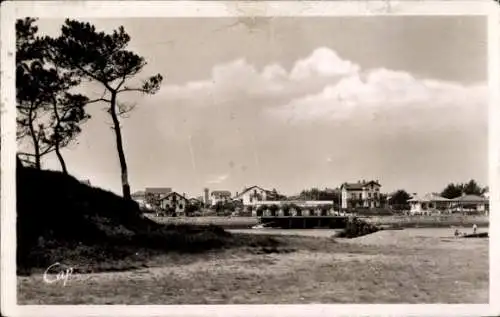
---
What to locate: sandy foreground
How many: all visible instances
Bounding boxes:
[18,228,488,304]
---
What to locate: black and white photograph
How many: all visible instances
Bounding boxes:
[1,1,499,316]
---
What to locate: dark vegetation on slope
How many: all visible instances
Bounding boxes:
[336,217,381,238]
[16,163,281,275]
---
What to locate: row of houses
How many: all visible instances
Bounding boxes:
[132,180,490,216]
[131,187,201,215]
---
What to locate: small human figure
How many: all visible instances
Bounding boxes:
[473,224,478,234]
[454,229,460,238]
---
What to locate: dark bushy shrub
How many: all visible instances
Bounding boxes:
[337,217,380,238]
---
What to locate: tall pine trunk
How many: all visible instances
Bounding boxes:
[109,92,131,200]
[52,102,68,174]
[54,140,67,174]
[28,105,41,170]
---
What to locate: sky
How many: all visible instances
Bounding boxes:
[33,16,488,197]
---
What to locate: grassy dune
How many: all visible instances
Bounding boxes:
[18,229,488,304]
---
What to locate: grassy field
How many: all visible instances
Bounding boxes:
[18,228,488,304]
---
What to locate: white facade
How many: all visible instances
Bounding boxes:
[341,181,381,209]
[235,186,270,206]
[210,191,232,206]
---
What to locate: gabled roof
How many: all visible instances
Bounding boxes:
[235,185,268,198]
[161,191,188,201]
[454,194,487,202]
[341,180,381,190]
[408,193,450,202]
[211,190,232,197]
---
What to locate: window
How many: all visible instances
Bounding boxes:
[179,204,183,209]
[359,193,362,199]
[368,193,372,198]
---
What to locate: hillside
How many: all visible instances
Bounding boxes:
[16,163,279,274]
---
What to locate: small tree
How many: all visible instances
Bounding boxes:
[388,190,411,210]
[463,179,485,196]
[441,183,463,199]
[53,20,163,200]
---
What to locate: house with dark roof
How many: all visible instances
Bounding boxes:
[160,192,189,216]
[143,187,172,210]
[210,190,232,206]
[340,180,382,209]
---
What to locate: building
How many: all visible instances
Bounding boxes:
[160,192,189,216]
[407,193,451,215]
[145,187,172,209]
[450,194,489,214]
[210,190,232,206]
[341,180,382,209]
[251,200,335,217]
[408,193,489,215]
[233,185,281,206]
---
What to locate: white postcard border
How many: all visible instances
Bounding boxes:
[1,1,499,316]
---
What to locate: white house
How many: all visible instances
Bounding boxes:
[407,193,451,215]
[160,192,189,215]
[341,180,382,209]
[450,194,489,214]
[234,185,281,206]
[210,190,232,206]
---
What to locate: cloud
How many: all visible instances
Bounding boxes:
[155,47,357,107]
[267,68,487,125]
[154,46,487,129]
[289,47,360,80]
[207,174,229,184]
